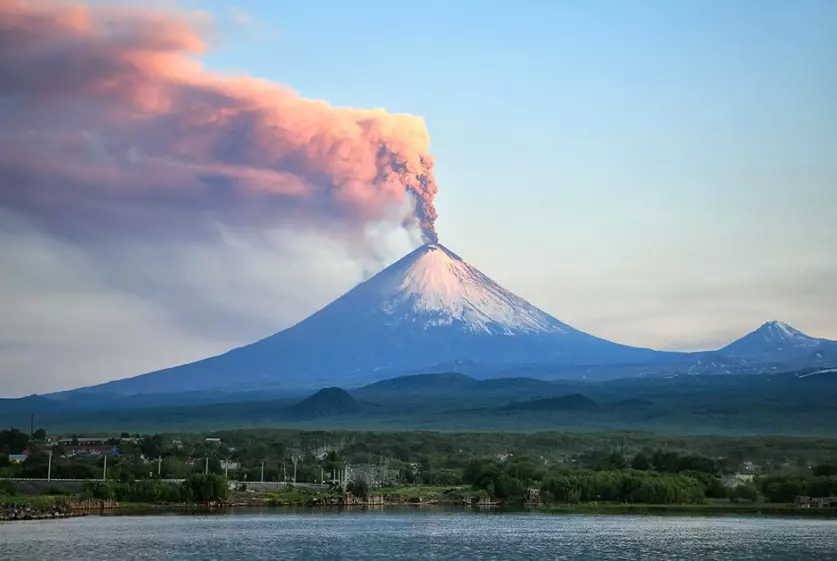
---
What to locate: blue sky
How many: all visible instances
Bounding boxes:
[1,0,835,395]
[202,0,837,344]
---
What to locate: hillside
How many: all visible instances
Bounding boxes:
[4,368,835,436]
[501,394,599,412]
[285,388,364,419]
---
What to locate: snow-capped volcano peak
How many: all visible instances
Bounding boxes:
[758,321,812,343]
[368,243,571,334]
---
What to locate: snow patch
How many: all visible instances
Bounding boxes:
[375,244,569,334]
[798,368,837,379]
[761,321,817,345]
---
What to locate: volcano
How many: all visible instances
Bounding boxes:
[720,321,837,363]
[72,244,673,395]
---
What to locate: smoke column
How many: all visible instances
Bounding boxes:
[0,0,439,243]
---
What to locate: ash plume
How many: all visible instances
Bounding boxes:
[0,0,440,244]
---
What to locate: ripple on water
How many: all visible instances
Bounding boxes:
[2,510,837,561]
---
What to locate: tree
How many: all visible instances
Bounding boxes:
[631,452,653,471]
[729,483,758,502]
[758,475,809,503]
[813,463,837,477]
[600,451,627,470]
[140,434,166,459]
[160,457,189,479]
[0,429,29,455]
[32,428,47,441]
[180,474,230,503]
[346,477,369,499]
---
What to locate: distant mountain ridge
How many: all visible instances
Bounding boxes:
[4,367,836,435]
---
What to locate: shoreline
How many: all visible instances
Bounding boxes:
[4,496,836,522]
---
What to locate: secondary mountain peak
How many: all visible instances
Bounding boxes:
[722,320,830,361]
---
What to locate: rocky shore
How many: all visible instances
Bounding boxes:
[0,498,119,522]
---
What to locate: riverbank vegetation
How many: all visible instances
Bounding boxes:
[82,474,230,504]
[3,427,836,513]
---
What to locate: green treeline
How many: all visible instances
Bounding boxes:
[461,451,720,504]
[757,474,837,503]
[543,471,705,504]
[4,427,837,507]
[82,474,230,504]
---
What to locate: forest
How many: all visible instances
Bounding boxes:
[3,427,837,506]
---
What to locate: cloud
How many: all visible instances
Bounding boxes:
[228,6,252,27]
[0,0,439,244]
[0,208,413,396]
[0,0,435,395]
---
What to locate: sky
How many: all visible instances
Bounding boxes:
[1,0,835,396]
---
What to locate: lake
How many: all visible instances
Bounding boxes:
[2,508,837,560]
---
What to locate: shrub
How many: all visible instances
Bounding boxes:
[0,479,18,497]
[728,483,758,502]
[346,477,369,499]
[180,474,230,503]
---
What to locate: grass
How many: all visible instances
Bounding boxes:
[266,486,342,506]
[265,485,484,506]
[376,485,484,503]
[0,495,71,507]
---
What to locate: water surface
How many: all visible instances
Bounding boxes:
[2,508,836,560]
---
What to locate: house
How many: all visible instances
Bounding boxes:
[525,488,541,505]
[812,496,837,508]
[57,437,118,456]
[8,452,28,464]
[63,444,118,456]
[723,474,754,489]
[793,496,836,508]
[204,437,222,444]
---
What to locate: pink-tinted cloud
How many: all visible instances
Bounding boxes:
[0,0,439,243]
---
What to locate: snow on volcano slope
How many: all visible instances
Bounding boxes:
[68,243,673,395]
[376,244,569,334]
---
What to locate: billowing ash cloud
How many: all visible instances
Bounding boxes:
[0,0,439,244]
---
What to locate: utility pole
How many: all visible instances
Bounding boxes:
[103,454,108,481]
[157,457,162,477]
[30,414,34,437]
[291,455,300,484]
[260,461,264,483]
[47,451,52,482]
[282,461,286,482]
[205,458,209,474]
[224,458,229,480]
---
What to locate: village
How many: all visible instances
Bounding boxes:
[2,427,836,512]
